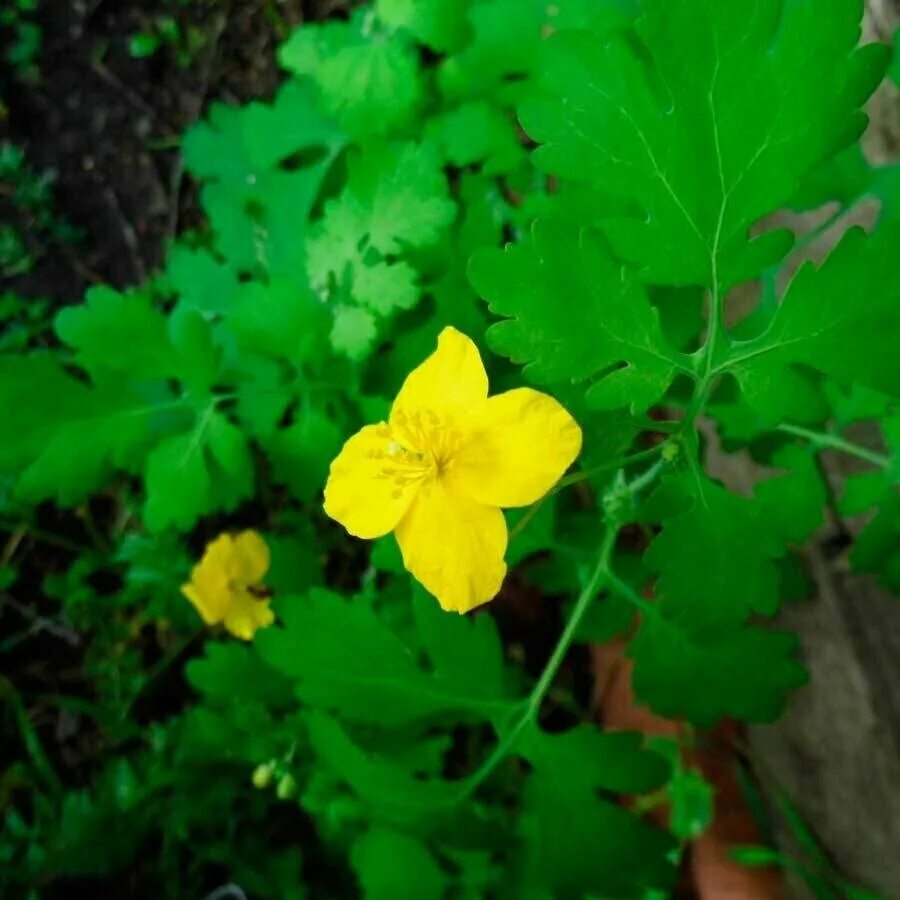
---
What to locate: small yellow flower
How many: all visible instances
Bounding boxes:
[181,531,274,640]
[324,327,582,613]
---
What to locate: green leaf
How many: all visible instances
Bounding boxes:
[426,101,522,174]
[255,589,513,726]
[634,467,812,723]
[306,712,460,822]
[521,0,887,286]
[754,446,826,546]
[279,13,423,140]
[55,286,176,381]
[376,0,470,53]
[350,141,457,258]
[166,244,240,315]
[729,227,900,418]
[183,78,345,277]
[186,641,293,707]
[644,471,781,630]
[307,141,455,356]
[411,589,509,702]
[629,615,807,726]
[226,278,330,362]
[518,720,676,897]
[470,222,689,412]
[438,0,636,104]
[143,409,254,532]
[667,767,714,841]
[0,356,183,506]
[353,261,418,315]
[128,32,160,58]
[168,307,219,395]
[352,827,446,900]
[330,305,378,360]
[265,407,343,503]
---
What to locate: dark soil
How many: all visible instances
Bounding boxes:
[2,0,343,300]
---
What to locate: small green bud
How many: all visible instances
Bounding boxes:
[661,441,680,463]
[251,762,275,790]
[276,773,298,800]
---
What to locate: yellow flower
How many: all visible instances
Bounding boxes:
[181,531,274,640]
[324,327,582,613]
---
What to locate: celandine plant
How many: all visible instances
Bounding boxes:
[2,0,900,897]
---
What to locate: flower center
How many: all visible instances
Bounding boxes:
[375,408,463,497]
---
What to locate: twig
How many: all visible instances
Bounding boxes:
[89,59,157,120]
[0,593,81,646]
[101,185,147,283]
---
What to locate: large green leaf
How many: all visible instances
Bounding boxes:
[729,226,900,418]
[470,221,690,412]
[351,827,446,900]
[518,721,676,897]
[629,615,807,725]
[255,589,514,726]
[521,0,887,286]
[0,356,185,506]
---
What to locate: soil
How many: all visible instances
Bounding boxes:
[2,0,342,300]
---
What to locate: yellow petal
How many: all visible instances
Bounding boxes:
[181,533,234,624]
[395,478,507,613]
[324,424,419,539]
[223,593,275,641]
[391,327,488,423]
[181,581,227,625]
[447,387,582,508]
[229,530,270,584]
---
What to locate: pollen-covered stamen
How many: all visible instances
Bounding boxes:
[382,408,465,489]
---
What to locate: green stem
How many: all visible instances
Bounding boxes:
[509,446,666,543]
[556,445,665,491]
[777,423,890,469]
[459,523,620,801]
[0,676,62,796]
[606,569,658,617]
[683,275,724,428]
[624,458,666,497]
[530,525,617,707]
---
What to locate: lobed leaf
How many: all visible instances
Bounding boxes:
[521,0,887,286]
[470,221,690,413]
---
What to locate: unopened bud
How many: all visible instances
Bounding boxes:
[251,762,275,790]
[276,773,298,800]
[661,441,680,463]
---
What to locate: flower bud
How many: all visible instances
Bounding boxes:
[276,773,298,800]
[251,762,275,790]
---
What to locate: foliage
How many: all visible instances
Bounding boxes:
[0,0,40,80]
[0,142,80,280]
[2,0,900,897]
[128,0,210,67]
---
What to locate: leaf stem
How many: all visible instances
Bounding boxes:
[555,445,666,491]
[606,569,658,618]
[509,445,666,543]
[777,423,890,469]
